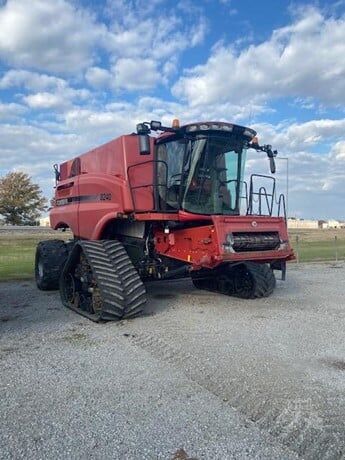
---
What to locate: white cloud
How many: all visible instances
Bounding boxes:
[0,1,206,92]
[85,59,167,92]
[173,7,345,107]
[252,118,345,153]
[105,0,206,62]
[22,87,90,110]
[0,69,90,110]
[0,123,86,193]
[0,70,67,91]
[86,0,207,90]
[85,67,113,88]
[331,141,345,161]
[23,92,69,110]
[0,0,106,74]
[0,102,27,121]
[112,58,159,90]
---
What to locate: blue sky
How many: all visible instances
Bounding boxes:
[0,0,345,219]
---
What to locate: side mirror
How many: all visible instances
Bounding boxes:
[53,163,60,182]
[269,157,276,174]
[266,146,277,174]
[248,140,278,174]
[138,134,150,155]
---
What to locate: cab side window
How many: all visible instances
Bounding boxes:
[156,141,185,210]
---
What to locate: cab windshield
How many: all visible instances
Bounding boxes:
[156,134,247,215]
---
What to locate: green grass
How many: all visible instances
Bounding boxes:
[0,233,70,281]
[0,236,41,280]
[291,239,345,262]
[0,230,344,281]
[288,229,345,262]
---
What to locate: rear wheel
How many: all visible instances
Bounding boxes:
[232,262,276,299]
[35,240,68,290]
[191,262,276,299]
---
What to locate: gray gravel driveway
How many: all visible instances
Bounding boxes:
[0,263,344,459]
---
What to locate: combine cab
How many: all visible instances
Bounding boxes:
[35,120,294,321]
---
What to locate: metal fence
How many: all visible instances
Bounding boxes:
[291,234,345,263]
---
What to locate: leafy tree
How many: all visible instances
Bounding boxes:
[0,172,47,225]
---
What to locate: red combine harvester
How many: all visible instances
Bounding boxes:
[35,120,294,321]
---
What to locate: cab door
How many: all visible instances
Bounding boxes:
[156,140,185,211]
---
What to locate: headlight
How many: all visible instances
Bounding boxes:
[278,241,289,251]
[223,233,235,253]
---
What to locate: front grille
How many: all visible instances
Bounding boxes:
[230,232,280,252]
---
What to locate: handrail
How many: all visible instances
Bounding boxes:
[246,174,286,219]
[127,160,170,212]
[277,193,287,220]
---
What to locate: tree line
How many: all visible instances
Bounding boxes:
[0,171,47,225]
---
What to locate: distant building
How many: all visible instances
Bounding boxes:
[288,218,345,230]
[39,216,50,227]
[320,220,341,229]
[287,218,319,229]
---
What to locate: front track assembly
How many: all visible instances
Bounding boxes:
[191,262,276,299]
[60,240,147,321]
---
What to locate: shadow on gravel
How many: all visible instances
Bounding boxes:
[0,314,19,322]
[320,358,345,371]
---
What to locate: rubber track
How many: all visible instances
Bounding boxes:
[83,240,147,320]
[102,240,147,318]
[63,240,146,321]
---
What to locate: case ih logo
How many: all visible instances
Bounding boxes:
[251,221,258,227]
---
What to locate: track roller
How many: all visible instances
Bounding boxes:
[60,240,147,321]
[191,262,276,299]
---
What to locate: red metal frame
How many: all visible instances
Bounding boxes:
[154,214,293,269]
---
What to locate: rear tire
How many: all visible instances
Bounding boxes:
[35,240,68,290]
[233,262,276,299]
[191,262,276,299]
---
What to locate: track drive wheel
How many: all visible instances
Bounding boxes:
[60,240,147,322]
[35,239,68,290]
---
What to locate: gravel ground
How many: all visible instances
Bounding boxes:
[0,263,345,459]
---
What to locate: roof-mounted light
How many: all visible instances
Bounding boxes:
[150,120,162,130]
[243,128,256,138]
[185,122,234,133]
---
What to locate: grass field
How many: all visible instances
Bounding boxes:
[0,231,70,281]
[0,228,344,281]
[289,228,345,262]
